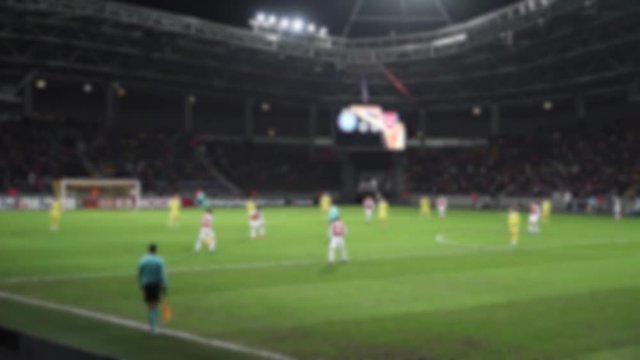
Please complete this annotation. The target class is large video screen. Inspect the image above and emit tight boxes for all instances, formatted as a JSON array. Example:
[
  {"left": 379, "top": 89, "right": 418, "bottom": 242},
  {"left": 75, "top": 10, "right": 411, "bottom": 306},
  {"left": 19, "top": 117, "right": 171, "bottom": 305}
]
[{"left": 335, "top": 104, "right": 406, "bottom": 151}]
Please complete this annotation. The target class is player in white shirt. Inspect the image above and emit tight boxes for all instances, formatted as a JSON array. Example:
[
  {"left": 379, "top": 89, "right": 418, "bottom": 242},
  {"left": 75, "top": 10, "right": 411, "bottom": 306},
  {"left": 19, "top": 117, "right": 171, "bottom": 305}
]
[
  {"left": 194, "top": 208, "right": 216, "bottom": 252},
  {"left": 249, "top": 206, "right": 266, "bottom": 239},
  {"left": 328, "top": 217, "right": 349, "bottom": 264},
  {"left": 436, "top": 196, "right": 448, "bottom": 219},
  {"left": 612, "top": 195, "right": 622, "bottom": 220},
  {"left": 362, "top": 196, "right": 375, "bottom": 223},
  {"left": 528, "top": 202, "right": 541, "bottom": 234}
]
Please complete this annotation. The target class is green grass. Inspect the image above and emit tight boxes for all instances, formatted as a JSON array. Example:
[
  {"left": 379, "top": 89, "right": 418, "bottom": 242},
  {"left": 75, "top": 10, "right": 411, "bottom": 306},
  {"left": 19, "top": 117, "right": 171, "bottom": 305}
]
[{"left": 0, "top": 207, "right": 639, "bottom": 360}]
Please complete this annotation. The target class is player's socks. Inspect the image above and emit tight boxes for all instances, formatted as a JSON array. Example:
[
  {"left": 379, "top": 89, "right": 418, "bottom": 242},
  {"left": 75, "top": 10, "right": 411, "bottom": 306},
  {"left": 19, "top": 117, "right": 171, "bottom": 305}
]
[{"left": 148, "top": 308, "right": 159, "bottom": 333}]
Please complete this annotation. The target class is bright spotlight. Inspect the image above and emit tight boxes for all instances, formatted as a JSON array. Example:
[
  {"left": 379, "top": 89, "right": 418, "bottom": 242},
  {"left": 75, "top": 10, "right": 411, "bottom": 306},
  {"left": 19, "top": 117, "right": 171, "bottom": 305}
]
[
  {"left": 543, "top": 100, "right": 553, "bottom": 111},
  {"left": 35, "top": 78, "right": 47, "bottom": 90},
  {"left": 256, "top": 12, "right": 266, "bottom": 23},
  {"left": 318, "top": 26, "right": 328, "bottom": 37},
  {"left": 279, "top": 17, "right": 291, "bottom": 30},
  {"left": 307, "top": 23, "right": 316, "bottom": 33},
  {"left": 472, "top": 106, "right": 482, "bottom": 116},
  {"left": 291, "top": 18, "right": 304, "bottom": 33},
  {"left": 267, "top": 14, "right": 277, "bottom": 26},
  {"left": 82, "top": 83, "right": 93, "bottom": 93}
]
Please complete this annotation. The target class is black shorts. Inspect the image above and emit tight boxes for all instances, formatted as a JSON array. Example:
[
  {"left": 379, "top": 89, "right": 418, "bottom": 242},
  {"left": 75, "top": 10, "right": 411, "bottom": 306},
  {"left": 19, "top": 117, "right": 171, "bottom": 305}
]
[{"left": 143, "top": 283, "right": 161, "bottom": 303}]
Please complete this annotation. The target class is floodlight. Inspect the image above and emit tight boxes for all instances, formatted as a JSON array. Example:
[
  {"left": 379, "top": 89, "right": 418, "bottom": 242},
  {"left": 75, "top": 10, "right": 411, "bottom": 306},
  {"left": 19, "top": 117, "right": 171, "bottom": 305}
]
[
  {"left": 279, "top": 17, "right": 291, "bottom": 30},
  {"left": 256, "top": 12, "right": 266, "bottom": 23},
  {"left": 35, "top": 78, "right": 47, "bottom": 90},
  {"left": 291, "top": 18, "right": 304, "bottom": 33},
  {"left": 318, "top": 26, "right": 328, "bottom": 37},
  {"left": 307, "top": 23, "right": 316, "bottom": 33},
  {"left": 267, "top": 15, "right": 277, "bottom": 26}
]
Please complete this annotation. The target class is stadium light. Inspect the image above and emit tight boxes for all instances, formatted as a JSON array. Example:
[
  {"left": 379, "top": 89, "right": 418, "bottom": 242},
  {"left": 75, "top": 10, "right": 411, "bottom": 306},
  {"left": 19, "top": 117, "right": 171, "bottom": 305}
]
[
  {"left": 291, "top": 18, "right": 305, "bottom": 33},
  {"left": 250, "top": 12, "right": 328, "bottom": 38},
  {"left": 35, "top": 78, "right": 47, "bottom": 90},
  {"left": 472, "top": 106, "right": 482, "bottom": 116},
  {"left": 432, "top": 33, "right": 468, "bottom": 47},
  {"left": 82, "top": 83, "right": 93, "bottom": 93},
  {"left": 279, "top": 17, "right": 291, "bottom": 30},
  {"left": 187, "top": 94, "right": 197, "bottom": 104},
  {"left": 261, "top": 101, "right": 271, "bottom": 112},
  {"left": 307, "top": 23, "right": 316, "bottom": 33},
  {"left": 543, "top": 100, "right": 553, "bottom": 111}
]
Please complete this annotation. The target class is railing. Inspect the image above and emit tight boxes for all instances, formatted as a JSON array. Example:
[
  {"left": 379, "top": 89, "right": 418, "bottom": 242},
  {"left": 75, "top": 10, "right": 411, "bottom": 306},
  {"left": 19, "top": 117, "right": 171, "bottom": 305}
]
[{"left": 0, "top": 0, "right": 590, "bottom": 64}]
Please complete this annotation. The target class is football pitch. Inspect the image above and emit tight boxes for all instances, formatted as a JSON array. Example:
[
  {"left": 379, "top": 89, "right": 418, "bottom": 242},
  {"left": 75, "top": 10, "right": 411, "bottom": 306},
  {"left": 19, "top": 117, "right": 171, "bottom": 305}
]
[{"left": 0, "top": 207, "right": 639, "bottom": 360}]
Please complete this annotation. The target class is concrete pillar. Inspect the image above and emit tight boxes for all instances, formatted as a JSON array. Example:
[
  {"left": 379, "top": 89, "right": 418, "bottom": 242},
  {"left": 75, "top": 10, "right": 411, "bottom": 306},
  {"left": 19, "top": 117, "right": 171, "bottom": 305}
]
[
  {"left": 185, "top": 94, "right": 195, "bottom": 132},
  {"left": 23, "top": 73, "right": 35, "bottom": 116},
  {"left": 491, "top": 104, "right": 500, "bottom": 136},
  {"left": 244, "top": 98, "right": 254, "bottom": 140},
  {"left": 105, "top": 82, "right": 117, "bottom": 128},
  {"left": 576, "top": 94, "right": 586, "bottom": 120}
]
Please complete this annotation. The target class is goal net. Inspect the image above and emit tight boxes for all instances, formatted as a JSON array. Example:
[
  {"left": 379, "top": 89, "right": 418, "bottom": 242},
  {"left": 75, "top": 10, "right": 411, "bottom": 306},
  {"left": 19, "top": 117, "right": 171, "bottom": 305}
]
[{"left": 58, "top": 178, "right": 141, "bottom": 209}]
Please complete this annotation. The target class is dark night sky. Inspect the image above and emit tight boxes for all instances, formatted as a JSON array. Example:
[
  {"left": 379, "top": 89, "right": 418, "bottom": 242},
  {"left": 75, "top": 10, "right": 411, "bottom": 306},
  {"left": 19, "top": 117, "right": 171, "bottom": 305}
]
[{"left": 117, "top": 0, "right": 518, "bottom": 36}]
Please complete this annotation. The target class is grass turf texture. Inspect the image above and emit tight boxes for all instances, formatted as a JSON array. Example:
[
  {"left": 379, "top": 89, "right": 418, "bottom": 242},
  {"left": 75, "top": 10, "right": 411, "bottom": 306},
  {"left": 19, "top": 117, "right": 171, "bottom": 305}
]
[{"left": 0, "top": 207, "right": 639, "bottom": 360}]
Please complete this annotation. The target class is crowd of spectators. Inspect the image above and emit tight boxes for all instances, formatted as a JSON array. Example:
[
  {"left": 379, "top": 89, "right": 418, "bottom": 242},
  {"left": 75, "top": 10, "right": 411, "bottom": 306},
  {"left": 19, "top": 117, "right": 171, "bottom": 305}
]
[
  {"left": 3, "top": 118, "right": 640, "bottom": 198},
  {"left": 407, "top": 126, "right": 640, "bottom": 197}
]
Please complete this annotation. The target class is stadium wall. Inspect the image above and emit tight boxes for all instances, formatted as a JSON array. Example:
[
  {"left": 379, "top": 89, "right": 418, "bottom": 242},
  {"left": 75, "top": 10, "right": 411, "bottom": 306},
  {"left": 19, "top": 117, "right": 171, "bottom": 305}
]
[{"left": 0, "top": 325, "right": 117, "bottom": 360}]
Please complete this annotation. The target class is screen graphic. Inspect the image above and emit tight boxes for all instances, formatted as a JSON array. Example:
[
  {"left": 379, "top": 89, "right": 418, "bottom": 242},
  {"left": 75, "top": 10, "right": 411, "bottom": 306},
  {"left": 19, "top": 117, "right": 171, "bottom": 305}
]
[{"left": 336, "top": 104, "right": 406, "bottom": 151}]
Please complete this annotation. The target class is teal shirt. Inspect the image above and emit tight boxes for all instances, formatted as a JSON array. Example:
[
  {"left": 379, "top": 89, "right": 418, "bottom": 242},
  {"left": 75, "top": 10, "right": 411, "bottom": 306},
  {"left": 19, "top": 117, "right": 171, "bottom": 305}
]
[
  {"left": 328, "top": 206, "right": 340, "bottom": 221},
  {"left": 138, "top": 254, "right": 168, "bottom": 289}
]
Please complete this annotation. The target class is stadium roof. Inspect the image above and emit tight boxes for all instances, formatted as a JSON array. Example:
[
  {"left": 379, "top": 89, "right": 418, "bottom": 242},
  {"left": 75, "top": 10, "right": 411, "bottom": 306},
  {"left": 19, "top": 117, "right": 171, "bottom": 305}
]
[
  {"left": 119, "top": 0, "right": 519, "bottom": 38},
  {"left": 1, "top": 0, "right": 639, "bottom": 108}
]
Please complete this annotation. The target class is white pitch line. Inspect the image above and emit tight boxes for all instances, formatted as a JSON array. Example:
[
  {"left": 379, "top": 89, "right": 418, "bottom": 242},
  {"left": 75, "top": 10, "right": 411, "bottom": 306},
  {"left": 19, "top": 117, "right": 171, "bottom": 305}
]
[
  {"left": 0, "top": 290, "right": 295, "bottom": 360},
  {"left": 1, "top": 238, "right": 637, "bottom": 285}
]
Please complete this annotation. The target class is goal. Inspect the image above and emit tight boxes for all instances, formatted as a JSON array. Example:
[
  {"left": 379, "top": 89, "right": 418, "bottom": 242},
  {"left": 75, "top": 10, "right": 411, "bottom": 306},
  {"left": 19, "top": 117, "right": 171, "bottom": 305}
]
[{"left": 57, "top": 178, "right": 141, "bottom": 210}]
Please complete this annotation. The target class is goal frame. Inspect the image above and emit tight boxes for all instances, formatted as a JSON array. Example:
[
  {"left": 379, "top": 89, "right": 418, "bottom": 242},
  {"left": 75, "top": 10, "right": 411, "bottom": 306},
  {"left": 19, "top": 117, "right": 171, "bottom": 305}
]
[{"left": 59, "top": 178, "right": 141, "bottom": 210}]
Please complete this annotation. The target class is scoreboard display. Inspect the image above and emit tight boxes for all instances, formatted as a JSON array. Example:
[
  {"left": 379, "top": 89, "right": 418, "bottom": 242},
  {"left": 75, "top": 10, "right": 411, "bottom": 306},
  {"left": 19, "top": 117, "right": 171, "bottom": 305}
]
[{"left": 335, "top": 104, "right": 406, "bottom": 152}]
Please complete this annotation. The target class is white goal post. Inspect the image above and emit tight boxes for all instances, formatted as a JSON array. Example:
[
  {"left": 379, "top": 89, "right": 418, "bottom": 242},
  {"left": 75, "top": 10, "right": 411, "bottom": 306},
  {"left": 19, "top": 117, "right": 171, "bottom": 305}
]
[{"left": 58, "top": 178, "right": 141, "bottom": 210}]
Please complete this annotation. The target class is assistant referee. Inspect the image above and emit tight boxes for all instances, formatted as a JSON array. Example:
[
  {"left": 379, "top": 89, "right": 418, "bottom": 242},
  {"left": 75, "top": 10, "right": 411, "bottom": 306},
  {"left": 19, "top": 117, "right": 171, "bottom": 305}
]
[{"left": 138, "top": 243, "right": 168, "bottom": 334}]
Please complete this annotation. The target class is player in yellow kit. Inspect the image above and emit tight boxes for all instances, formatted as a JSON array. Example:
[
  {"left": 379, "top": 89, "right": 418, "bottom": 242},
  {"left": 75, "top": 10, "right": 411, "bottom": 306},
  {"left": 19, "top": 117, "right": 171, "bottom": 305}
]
[
  {"left": 419, "top": 195, "right": 431, "bottom": 217},
  {"left": 167, "top": 194, "right": 181, "bottom": 227},
  {"left": 378, "top": 196, "right": 389, "bottom": 224},
  {"left": 542, "top": 198, "right": 552, "bottom": 223},
  {"left": 319, "top": 192, "right": 332, "bottom": 213},
  {"left": 49, "top": 198, "right": 61, "bottom": 231},
  {"left": 508, "top": 206, "right": 521, "bottom": 247},
  {"left": 246, "top": 197, "right": 256, "bottom": 217}
]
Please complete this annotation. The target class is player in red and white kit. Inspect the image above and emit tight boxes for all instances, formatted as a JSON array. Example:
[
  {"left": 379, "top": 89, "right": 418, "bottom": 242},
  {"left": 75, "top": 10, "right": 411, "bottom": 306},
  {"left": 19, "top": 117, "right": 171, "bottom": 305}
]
[
  {"left": 249, "top": 206, "right": 266, "bottom": 239},
  {"left": 436, "top": 196, "right": 448, "bottom": 219},
  {"left": 194, "top": 208, "right": 216, "bottom": 252},
  {"left": 328, "top": 217, "right": 349, "bottom": 264},
  {"left": 362, "top": 196, "right": 375, "bottom": 223},
  {"left": 528, "top": 201, "right": 541, "bottom": 234}
]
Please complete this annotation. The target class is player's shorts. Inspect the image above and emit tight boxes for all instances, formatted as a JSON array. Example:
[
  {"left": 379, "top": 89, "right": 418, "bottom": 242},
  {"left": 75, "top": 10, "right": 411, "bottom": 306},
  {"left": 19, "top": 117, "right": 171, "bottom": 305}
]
[
  {"left": 199, "top": 228, "right": 214, "bottom": 240},
  {"left": 143, "top": 283, "right": 161, "bottom": 302},
  {"left": 249, "top": 220, "right": 264, "bottom": 228},
  {"left": 364, "top": 209, "right": 373, "bottom": 217},
  {"left": 329, "top": 237, "right": 345, "bottom": 249},
  {"left": 378, "top": 213, "right": 387, "bottom": 220},
  {"left": 528, "top": 215, "right": 540, "bottom": 223}
]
